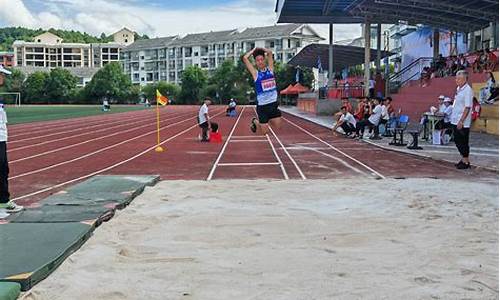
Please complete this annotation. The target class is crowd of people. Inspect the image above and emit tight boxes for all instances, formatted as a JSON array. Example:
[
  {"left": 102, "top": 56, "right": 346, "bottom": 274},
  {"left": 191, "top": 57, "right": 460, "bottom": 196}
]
[
  {"left": 333, "top": 96, "right": 396, "bottom": 140},
  {"left": 334, "top": 70, "right": 476, "bottom": 170},
  {"left": 421, "top": 49, "right": 499, "bottom": 87}
]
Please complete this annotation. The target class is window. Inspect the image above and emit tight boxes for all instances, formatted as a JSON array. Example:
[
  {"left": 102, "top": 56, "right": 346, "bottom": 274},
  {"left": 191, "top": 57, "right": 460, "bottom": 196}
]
[
  {"left": 194, "top": 52, "right": 199, "bottom": 57},
  {"left": 141, "top": 56, "right": 144, "bottom": 59},
  {"left": 270, "top": 41, "right": 275, "bottom": 48},
  {"left": 288, "top": 39, "right": 291, "bottom": 48},
  {"left": 296, "top": 41, "right": 301, "bottom": 48}
]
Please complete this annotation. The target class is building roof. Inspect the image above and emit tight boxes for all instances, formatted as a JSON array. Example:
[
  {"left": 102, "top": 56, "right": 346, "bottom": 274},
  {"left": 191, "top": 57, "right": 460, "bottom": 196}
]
[
  {"left": 177, "top": 30, "right": 237, "bottom": 46},
  {"left": 12, "top": 40, "right": 93, "bottom": 47},
  {"left": 123, "top": 24, "right": 323, "bottom": 52},
  {"left": 33, "top": 31, "right": 63, "bottom": 41},
  {"left": 124, "top": 36, "right": 178, "bottom": 51},
  {"left": 15, "top": 66, "right": 100, "bottom": 79},
  {"left": 112, "top": 27, "right": 135, "bottom": 36},
  {"left": 234, "top": 24, "right": 301, "bottom": 40},
  {"left": 275, "top": 0, "right": 498, "bottom": 32},
  {"left": 287, "top": 43, "right": 392, "bottom": 71}
]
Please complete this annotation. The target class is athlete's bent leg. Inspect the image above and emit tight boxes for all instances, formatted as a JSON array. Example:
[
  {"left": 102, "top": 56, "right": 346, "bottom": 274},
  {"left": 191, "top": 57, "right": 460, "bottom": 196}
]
[{"left": 268, "top": 116, "right": 282, "bottom": 129}]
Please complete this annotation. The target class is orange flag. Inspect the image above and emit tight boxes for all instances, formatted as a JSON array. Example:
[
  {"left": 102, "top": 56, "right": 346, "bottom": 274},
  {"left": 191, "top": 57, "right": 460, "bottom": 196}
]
[{"left": 156, "top": 89, "right": 168, "bottom": 106}]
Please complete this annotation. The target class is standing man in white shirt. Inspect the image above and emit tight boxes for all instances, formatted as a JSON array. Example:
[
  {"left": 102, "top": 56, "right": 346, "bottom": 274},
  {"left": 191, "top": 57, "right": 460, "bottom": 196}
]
[
  {"left": 0, "top": 102, "right": 23, "bottom": 212},
  {"left": 198, "top": 97, "right": 211, "bottom": 142},
  {"left": 451, "top": 70, "right": 473, "bottom": 169}
]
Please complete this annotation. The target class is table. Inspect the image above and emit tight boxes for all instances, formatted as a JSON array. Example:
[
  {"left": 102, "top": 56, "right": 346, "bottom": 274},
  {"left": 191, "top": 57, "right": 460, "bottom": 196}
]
[{"left": 422, "top": 112, "right": 444, "bottom": 141}]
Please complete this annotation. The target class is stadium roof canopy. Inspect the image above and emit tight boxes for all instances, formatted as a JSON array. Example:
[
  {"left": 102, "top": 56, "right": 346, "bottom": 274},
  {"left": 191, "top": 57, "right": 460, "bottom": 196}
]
[
  {"left": 275, "top": 0, "right": 499, "bottom": 32},
  {"left": 288, "top": 43, "right": 391, "bottom": 70}
]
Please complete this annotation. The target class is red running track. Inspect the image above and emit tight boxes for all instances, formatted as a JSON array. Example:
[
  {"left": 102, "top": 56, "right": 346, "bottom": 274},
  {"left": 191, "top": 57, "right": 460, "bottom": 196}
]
[{"left": 7, "top": 105, "right": 495, "bottom": 207}]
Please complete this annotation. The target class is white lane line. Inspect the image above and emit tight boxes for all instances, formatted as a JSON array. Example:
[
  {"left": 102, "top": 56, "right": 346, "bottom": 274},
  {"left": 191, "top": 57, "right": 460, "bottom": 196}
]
[
  {"left": 206, "top": 107, "right": 245, "bottom": 181},
  {"left": 8, "top": 111, "right": 185, "bottom": 153},
  {"left": 8, "top": 110, "right": 147, "bottom": 137},
  {"left": 8, "top": 113, "right": 144, "bottom": 143},
  {"left": 10, "top": 112, "right": 202, "bottom": 180},
  {"left": 218, "top": 162, "right": 281, "bottom": 166},
  {"left": 268, "top": 125, "right": 307, "bottom": 180},
  {"left": 283, "top": 117, "right": 386, "bottom": 179},
  {"left": 12, "top": 109, "right": 226, "bottom": 202},
  {"left": 251, "top": 107, "right": 289, "bottom": 180},
  {"left": 10, "top": 112, "right": 193, "bottom": 163},
  {"left": 291, "top": 145, "right": 367, "bottom": 175},
  {"left": 265, "top": 133, "right": 289, "bottom": 180},
  {"left": 231, "top": 135, "right": 267, "bottom": 139},
  {"left": 229, "top": 139, "right": 268, "bottom": 142}
]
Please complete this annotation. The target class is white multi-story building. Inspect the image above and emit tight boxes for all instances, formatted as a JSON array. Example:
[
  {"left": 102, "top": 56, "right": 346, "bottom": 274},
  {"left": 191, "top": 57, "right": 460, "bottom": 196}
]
[
  {"left": 121, "top": 24, "right": 323, "bottom": 85},
  {"left": 12, "top": 28, "right": 135, "bottom": 86}
]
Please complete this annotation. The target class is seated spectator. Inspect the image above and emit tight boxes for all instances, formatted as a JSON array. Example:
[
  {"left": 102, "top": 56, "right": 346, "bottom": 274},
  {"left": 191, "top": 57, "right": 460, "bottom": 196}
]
[
  {"left": 479, "top": 72, "right": 497, "bottom": 104},
  {"left": 486, "top": 49, "right": 498, "bottom": 71},
  {"left": 226, "top": 98, "right": 237, "bottom": 116},
  {"left": 332, "top": 106, "right": 357, "bottom": 137},
  {"left": 435, "top": 54, "right": 446, "bottom": 77},
  {"left": 209, "top": 122, "right": 222, "bottom": 143},
  {"left": 420, "top": 66, "right": 431, "bottom": 87},
  {"left": 457, "top": 54, "right": 468, "bottom": 71},
  {"left": 471, "top": 97, "right": 482, "bottom": 121},
  {"left": 436, "top": 97, "right": 453, "bottom": 143},
  {"left": 341, "top": 97, "right": 353, "bottom": 113},
  {"left": 354, "top": 97, "right": 370, "bottom": 121},
  {"left": 354, "top": 97, "right": 383, "bottom": 139},
  {"left": 473, "top": 50, "right": 488, "bottom": 73},
  {"left": 420, "top": 95, "right": 445, "bottom": 126}
]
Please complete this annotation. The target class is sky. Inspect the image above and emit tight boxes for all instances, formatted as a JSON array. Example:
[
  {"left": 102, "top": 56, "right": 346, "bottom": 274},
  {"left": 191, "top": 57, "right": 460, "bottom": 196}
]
[{"left": 0, "top": 0, "right": 361, "bottom": 41}]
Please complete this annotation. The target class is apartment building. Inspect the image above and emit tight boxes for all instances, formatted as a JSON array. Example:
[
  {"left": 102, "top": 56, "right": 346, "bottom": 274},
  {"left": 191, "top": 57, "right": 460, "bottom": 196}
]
[
  {"left": 12, "top": 28, "right": 135, "bottom": 85},
  {"left": 121, "top": 24, "right": 323, "bottom": 85}
]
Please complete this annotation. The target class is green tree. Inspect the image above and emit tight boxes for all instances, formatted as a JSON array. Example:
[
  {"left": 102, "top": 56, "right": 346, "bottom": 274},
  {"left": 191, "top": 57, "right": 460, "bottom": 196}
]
[
  {"left": 23, "top": 71, "right": 49, "bottom": 104},
  {"left": 84, "top": 62, "right": 133, "bottom": 104},
  {"left": 45, "top": 68, "right": 78, "bottom": 103},
  {"left": 142, "top": 81, "right": 180, "bottom": 103},
  {"left": 273, "top": 62, "right": 314, "bottom": 91},
  {"left": 2, "top": 68, "right": 25, "bottom": 93},
  {"left": 179, "top": 66, "right": 207, "bottom": 104}
]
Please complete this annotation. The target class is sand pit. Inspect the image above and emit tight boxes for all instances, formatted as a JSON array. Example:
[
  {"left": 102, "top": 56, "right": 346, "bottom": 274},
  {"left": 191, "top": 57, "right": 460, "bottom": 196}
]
[{"left": 23, "top": 178, "right": 498, "bottom": 300}]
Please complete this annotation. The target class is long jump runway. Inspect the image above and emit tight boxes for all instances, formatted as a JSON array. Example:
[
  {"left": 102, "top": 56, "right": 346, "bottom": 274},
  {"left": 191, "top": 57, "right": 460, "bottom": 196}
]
[{"left": 7, "top": 105, "right": 495, "bottom": 207}]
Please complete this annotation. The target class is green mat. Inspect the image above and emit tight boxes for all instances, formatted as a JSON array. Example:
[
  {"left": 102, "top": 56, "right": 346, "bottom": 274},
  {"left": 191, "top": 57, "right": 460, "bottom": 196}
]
[
  {"left": 0, "top": 223, "right": 93, "bottom": 291},
  {"left": 0, "top": 282, "right": 21, "bottom": 300},
  {"left": 9, "top": 175, "right": 159, "bottom": 224},
  {"left": 1, "top": 175, "right": 160, "bottom": 292},
  {"left": 10, "top": 205, "right": 114, "bottom": 224},
  {"left": 41, "top": 175, "right": 159, "bottom": 208}
]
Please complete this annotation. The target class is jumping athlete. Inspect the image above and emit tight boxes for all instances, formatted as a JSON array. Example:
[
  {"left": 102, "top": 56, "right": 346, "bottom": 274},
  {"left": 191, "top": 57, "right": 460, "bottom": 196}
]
[{"left": 242, "top": 47, "right": 282, "bottom": 135}]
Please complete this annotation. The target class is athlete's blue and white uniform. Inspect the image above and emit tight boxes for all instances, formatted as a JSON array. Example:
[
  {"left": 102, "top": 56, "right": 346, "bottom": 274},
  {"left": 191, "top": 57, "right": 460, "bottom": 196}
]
[{"left": 254, "top": 68, "right": 281, "bottom": 123}]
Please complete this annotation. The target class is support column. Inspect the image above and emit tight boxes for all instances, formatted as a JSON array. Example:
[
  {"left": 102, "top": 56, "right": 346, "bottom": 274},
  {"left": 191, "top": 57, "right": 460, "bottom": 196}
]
[
  {"left": 328, "top": 23, "right": 334, "bottom": 88},
  {"left": 376, "top": 23, "right": 381, "bottom": 72},
  {"left": 364, "top": 21, "right": 371, "bottom": 96},
  {"left": 433, "top": 29, "right": 440, "bottom": 58}
]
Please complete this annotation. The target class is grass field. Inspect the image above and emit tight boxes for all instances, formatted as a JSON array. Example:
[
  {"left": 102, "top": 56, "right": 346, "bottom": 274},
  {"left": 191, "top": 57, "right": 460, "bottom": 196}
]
[{"left": 4, "top": 105, "right": 151, "bottom": 125}]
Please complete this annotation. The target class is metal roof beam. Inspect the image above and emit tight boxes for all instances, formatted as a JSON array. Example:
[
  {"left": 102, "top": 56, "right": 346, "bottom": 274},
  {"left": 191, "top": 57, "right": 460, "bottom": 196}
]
[
  {"left": 322, "top": 0, "right": 334, "bottom": 16},
  {"left": 352, "top": 5, "right": 486, "bottom": 31},
  {"left": 374, "top": 0, "right": 498, "bottom": 21}
]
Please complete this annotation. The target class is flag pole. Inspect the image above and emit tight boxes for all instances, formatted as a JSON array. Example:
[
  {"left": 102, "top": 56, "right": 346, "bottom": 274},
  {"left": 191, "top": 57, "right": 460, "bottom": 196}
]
[{"left": 155, "top": 93, "right": 164, "bottom": 152}]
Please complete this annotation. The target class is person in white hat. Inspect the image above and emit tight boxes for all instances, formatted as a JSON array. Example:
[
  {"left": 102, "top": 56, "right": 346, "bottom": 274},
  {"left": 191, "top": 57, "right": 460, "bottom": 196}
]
[{"left": 437, "top": 95, "right": 446, "bottom": 113}]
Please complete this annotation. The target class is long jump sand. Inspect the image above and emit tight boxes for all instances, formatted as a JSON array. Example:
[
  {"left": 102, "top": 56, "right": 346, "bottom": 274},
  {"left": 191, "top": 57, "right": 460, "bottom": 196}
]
[{"left": 24, "top": 178, "right": 498, "bottom": 300}]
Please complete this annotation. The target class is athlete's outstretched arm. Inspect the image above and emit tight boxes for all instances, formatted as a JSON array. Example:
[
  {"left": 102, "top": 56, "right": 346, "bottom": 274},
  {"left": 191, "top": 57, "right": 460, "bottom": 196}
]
[
  {"left": 264, "top": 48, "right": 274, "bottom": 73},
  {"left": 242, "top": 48, "right": 257, "bottom": 81}
]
